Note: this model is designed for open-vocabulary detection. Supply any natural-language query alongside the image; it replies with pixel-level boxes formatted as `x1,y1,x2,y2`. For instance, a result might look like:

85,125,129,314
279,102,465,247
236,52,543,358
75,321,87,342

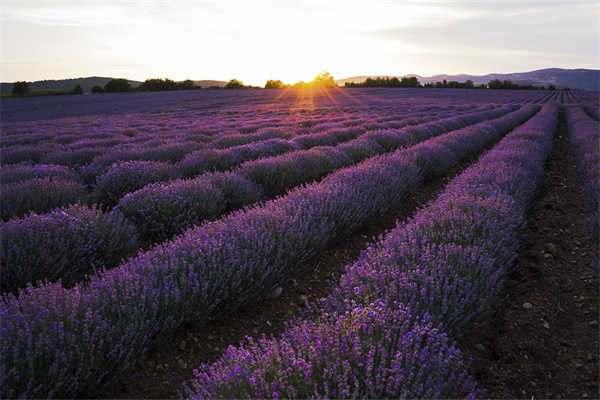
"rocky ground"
114,112,599,399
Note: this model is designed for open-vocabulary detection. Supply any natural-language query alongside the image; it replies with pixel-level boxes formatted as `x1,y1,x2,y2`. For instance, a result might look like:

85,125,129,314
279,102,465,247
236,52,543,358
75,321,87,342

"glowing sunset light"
1,1,598,86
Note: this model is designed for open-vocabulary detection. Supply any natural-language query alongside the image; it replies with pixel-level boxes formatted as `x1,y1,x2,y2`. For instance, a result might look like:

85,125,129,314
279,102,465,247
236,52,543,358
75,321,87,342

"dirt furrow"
458,111,599,399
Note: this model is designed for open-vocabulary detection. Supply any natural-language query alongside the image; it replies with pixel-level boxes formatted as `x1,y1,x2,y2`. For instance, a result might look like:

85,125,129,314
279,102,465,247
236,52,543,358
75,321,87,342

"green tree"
311,71,337,88
72,84,83,94
264,79,285,89
104,78,131,92
12,81,30,97
139,78,178,91
399,76,420,87
177,79,198,90
91,85,104,93
225,79,246,89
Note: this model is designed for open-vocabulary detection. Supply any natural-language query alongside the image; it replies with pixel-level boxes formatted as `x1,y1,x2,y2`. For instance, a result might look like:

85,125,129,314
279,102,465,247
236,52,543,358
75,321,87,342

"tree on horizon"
12,81,30,97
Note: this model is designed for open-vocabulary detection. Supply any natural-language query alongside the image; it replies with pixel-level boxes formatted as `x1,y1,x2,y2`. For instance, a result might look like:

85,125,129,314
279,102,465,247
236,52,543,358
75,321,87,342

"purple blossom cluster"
115,176,228,241
239,146,354,197
92,160,176,208
186,304,478,399
177,138,300,179
0,162,78,185
208,127,293,149
564,105,600,235
1,205,139,293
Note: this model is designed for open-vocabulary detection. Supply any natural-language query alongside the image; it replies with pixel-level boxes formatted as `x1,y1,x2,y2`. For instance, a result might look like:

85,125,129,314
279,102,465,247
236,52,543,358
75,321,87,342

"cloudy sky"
1,1,598,86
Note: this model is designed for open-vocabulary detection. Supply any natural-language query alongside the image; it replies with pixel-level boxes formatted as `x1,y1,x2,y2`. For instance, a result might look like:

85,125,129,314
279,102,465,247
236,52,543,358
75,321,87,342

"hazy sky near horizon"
2,1,598,86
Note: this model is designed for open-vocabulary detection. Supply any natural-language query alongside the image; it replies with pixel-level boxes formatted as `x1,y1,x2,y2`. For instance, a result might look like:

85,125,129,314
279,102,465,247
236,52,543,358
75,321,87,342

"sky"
1,1,598,87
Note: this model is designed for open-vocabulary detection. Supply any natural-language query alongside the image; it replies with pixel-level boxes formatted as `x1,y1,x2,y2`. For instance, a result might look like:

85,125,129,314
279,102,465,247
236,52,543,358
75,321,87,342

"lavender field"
1,88,598,398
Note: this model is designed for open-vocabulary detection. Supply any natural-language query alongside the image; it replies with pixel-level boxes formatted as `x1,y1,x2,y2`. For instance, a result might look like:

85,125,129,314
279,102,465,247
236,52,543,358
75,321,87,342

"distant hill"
337,68,600,90
0,77,228,94
193,80,228,88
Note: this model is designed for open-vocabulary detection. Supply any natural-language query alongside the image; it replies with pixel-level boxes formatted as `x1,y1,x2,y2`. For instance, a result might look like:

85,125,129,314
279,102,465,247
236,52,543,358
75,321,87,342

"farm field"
1,88,598,399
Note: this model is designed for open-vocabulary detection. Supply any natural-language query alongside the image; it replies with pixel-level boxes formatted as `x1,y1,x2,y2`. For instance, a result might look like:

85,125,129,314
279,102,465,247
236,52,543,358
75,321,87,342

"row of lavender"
1,105,519,294
1,91,475,166
564,104,600,236
0,103,539,398
185,102,560,399
1,104,488,221
113,105,516,239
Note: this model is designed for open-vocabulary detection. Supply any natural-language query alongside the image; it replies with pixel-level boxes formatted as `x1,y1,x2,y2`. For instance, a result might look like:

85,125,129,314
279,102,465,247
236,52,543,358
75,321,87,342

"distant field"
1,88,598,399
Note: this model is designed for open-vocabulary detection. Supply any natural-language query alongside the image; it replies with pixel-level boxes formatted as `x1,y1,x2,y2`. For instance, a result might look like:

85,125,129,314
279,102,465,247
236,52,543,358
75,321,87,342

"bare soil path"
458,111,599,399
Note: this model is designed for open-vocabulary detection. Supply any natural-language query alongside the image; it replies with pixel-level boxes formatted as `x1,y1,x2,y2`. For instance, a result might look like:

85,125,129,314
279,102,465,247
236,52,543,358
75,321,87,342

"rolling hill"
336,68,599,90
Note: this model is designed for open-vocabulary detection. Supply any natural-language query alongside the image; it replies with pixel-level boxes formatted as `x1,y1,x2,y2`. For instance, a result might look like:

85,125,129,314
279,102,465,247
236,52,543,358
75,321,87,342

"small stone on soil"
269,287,283,299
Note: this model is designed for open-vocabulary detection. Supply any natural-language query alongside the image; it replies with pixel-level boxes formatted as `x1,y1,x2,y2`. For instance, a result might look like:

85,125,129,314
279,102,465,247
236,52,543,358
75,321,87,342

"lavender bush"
202,171,266,211
337,137,386,163
92,160,175,208
115,177,226,241
0,162,78,185
186,304,479,399
0,144,48,165
565,104,599,235
1,205,138,293
1,178,89,221
239,146,353,197
177,138,300,179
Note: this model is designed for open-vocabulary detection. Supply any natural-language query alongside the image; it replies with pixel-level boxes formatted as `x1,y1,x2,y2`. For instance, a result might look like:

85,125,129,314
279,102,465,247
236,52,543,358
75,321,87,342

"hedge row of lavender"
1,94,474,169
185,102,559,399
4,106,537,298
89,105,510,203
0,105,537,398
0,106,526,299
331,102,559,336
1,178,90,222
1,205,139,294
114,105,520,242
186,303,479,399
0,104,507,221
583,102,599,121
564,104,600,236
0,162,79,184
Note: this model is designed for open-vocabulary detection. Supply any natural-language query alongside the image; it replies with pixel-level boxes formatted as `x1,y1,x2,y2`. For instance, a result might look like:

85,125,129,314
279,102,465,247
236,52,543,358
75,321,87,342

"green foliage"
104,78,131,93
139,78,178,91
72,84,83,94
265,79,285,89
225,79,247,89
91,85,104,93
345,76,420,88
311,71,337,88
487,79,545,90
177,79,198,90
11,81,30,96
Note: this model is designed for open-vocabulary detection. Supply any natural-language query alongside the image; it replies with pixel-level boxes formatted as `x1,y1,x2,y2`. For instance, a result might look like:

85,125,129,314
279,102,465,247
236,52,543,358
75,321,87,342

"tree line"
9,81,84,97
8,73,565,98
